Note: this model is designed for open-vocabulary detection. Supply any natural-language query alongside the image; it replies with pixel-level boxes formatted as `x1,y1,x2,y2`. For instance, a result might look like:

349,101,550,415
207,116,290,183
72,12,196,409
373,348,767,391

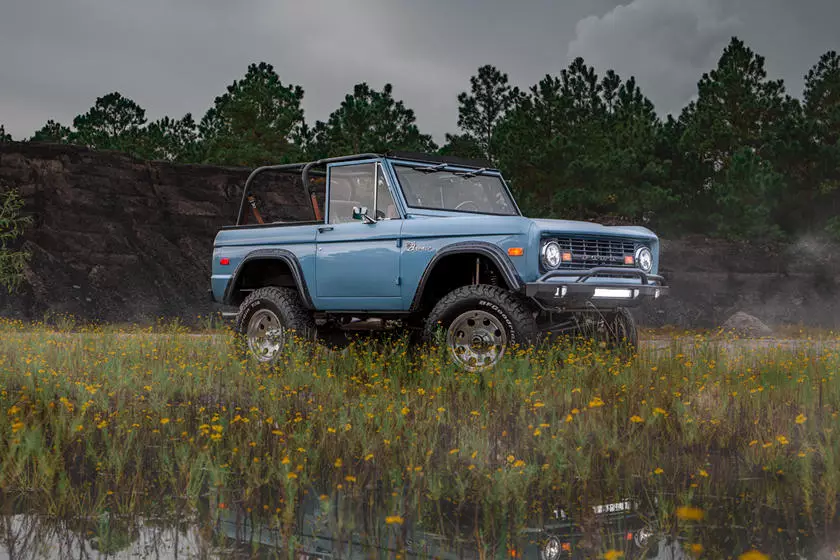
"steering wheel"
455,200,480,211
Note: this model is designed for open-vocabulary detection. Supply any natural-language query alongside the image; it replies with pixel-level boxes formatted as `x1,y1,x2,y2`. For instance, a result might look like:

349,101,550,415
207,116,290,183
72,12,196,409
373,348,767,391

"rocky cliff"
1,141,838,329
0,142,317,324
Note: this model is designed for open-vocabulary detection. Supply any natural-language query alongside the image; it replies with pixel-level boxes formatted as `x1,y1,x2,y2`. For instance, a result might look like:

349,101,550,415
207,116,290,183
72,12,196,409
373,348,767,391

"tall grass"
0,319,839,558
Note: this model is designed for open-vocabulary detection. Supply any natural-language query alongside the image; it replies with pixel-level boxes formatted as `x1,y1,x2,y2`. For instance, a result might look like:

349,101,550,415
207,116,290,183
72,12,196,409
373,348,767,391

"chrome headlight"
541,241,562,269
635,246,653,272
541,537,562,560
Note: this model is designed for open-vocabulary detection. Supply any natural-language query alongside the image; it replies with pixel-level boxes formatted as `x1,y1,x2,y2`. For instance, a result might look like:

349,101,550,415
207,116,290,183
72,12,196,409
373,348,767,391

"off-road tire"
234,287,315,363
423,284,539,370
611,307,639,350
583,307,638,353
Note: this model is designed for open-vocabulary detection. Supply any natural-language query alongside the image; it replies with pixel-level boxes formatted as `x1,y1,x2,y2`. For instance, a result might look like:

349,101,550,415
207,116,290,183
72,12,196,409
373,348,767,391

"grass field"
1,318,839,558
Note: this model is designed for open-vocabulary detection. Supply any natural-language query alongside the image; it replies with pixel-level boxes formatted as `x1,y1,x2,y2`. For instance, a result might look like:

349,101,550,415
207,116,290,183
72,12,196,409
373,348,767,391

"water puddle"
2,487,839,559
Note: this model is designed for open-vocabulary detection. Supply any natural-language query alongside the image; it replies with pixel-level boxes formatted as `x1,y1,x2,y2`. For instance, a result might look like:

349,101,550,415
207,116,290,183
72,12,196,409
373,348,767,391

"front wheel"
423,285,538,371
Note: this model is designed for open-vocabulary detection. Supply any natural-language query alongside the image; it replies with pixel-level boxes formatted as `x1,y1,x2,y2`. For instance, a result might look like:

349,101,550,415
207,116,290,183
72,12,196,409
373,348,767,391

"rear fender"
223,249,314,309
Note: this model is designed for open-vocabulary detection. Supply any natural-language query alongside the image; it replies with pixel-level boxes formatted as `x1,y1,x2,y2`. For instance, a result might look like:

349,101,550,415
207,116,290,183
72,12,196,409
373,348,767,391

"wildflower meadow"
1,317,839,558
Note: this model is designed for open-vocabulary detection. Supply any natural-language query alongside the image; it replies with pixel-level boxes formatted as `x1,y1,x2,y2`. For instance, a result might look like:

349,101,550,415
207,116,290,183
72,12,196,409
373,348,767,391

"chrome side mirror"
352,206,375,224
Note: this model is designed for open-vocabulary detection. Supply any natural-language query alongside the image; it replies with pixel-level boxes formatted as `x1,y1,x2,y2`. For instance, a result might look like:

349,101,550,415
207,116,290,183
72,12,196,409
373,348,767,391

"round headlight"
541,241,562,269
541,537,562,560
635,246,653,272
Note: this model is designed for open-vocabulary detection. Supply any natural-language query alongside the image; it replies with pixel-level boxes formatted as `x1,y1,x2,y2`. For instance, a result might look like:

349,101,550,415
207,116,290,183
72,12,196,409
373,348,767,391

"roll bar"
234,153,381,226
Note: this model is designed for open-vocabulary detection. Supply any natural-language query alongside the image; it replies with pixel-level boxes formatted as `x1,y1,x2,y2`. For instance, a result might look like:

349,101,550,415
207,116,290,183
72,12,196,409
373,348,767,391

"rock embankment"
1,141,839,329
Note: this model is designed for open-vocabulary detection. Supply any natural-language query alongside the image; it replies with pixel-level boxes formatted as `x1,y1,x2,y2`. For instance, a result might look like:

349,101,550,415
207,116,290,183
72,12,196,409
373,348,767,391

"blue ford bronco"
209,151,667,370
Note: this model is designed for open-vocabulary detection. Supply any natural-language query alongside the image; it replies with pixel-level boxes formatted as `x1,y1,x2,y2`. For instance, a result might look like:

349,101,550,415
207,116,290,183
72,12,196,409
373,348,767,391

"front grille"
546,236,637,270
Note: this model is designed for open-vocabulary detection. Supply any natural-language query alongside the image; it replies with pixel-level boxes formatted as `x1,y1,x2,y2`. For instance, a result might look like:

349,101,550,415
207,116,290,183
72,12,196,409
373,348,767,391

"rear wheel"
423,285,538,371
234,287,315,363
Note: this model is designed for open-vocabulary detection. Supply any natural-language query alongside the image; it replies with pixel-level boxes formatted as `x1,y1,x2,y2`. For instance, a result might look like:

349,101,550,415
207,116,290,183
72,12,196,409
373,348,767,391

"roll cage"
232,151,521,227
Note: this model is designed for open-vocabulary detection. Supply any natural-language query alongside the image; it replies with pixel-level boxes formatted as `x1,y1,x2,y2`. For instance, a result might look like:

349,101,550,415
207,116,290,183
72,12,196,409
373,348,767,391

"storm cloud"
0,0,837,143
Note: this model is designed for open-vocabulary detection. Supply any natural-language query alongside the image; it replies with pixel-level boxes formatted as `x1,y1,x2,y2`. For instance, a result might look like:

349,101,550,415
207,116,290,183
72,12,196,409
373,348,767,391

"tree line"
1,37,839,241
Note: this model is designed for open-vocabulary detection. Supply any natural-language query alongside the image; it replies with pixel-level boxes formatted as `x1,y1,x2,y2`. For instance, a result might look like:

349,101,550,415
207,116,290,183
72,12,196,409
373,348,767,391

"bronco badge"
405,241,433,252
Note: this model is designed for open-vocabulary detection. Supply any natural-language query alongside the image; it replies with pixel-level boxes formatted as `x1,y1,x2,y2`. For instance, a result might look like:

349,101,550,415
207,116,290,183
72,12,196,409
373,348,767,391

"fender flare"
223,249,314,309
409,241,524,312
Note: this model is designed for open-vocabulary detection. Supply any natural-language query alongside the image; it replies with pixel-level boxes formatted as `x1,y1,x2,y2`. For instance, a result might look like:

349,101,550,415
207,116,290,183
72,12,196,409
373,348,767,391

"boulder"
721,312,773,337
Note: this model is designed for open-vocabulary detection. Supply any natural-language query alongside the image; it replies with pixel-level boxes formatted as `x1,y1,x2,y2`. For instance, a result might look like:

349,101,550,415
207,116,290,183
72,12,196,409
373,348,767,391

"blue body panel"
210,156,664,312
315,219,403,310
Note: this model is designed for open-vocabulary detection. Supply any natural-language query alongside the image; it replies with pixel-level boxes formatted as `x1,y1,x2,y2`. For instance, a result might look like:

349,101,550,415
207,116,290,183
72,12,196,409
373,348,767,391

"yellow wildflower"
676,506,704,521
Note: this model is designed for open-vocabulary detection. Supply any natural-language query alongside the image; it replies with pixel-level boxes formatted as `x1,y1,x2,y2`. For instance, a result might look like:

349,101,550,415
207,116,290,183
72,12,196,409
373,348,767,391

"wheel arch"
223,249,314,309
409,241,524,313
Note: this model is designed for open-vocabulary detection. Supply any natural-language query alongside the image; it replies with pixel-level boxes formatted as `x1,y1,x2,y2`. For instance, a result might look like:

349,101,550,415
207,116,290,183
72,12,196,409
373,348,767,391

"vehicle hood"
528,218,658,241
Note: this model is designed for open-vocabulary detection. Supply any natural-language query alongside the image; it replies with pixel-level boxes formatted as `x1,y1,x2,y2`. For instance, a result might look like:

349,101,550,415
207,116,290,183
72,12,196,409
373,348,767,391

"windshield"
392,164,519,216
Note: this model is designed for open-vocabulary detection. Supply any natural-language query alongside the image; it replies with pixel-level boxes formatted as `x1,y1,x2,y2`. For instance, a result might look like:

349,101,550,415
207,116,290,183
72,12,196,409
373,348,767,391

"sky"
1,0,838,145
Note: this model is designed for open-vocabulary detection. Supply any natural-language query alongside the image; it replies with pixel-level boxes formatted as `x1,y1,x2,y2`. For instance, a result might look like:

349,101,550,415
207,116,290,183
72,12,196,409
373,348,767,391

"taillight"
220,258,230,266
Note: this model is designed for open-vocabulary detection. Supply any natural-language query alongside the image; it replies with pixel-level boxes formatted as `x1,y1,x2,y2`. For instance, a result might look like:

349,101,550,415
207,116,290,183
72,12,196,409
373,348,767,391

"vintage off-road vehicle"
209,152,668,370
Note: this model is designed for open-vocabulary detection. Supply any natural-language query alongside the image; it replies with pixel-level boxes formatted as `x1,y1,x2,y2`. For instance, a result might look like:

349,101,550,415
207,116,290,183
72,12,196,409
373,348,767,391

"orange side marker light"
507,247,524,257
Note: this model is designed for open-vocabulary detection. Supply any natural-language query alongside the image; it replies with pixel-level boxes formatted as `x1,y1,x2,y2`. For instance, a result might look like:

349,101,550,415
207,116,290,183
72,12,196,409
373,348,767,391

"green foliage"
450,65,522,161
675,38,794,238
16,38,840,241
134,114,200,162
0,124,11,142
306,83,437,158
198,62,305,167
71,92,148,153
0,188,32,293
801,51,840,228
31,120,72,143
496,61,674,225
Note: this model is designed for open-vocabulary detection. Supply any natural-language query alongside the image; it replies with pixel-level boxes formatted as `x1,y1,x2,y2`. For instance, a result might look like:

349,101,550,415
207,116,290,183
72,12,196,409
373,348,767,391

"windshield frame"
387,160,522,217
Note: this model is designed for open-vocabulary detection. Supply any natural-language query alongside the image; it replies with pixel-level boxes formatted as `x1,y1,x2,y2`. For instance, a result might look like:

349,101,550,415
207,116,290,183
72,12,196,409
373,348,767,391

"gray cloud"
0,0,837,143
568,0,740,116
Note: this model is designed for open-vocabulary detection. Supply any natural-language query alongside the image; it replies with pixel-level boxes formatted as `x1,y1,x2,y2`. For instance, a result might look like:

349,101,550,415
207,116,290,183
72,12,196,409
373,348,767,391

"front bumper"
523,267,668,311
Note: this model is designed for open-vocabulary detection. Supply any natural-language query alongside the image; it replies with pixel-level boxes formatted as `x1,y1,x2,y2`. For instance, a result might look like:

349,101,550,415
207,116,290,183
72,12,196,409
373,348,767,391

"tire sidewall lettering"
476,299,517,343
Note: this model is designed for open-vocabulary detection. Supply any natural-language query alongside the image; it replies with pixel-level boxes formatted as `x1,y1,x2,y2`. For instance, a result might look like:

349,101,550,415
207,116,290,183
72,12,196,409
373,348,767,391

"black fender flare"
409,241,524,312
223,249,314,309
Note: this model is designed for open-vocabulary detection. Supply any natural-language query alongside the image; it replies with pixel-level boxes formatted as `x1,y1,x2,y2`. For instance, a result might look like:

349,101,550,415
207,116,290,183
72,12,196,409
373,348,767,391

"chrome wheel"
246,309,286,362
446,309,508,371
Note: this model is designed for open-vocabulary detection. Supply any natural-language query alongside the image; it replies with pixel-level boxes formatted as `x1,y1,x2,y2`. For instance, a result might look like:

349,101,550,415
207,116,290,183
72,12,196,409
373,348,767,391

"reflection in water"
2,484,839,559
